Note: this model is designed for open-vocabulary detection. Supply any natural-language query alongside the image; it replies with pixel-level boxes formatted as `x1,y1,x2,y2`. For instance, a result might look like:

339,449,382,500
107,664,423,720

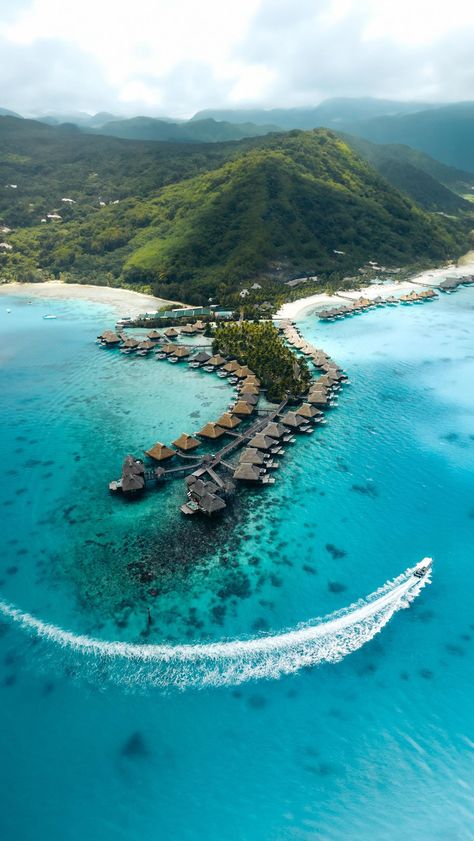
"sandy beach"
0,281,179,317
276,252,474,320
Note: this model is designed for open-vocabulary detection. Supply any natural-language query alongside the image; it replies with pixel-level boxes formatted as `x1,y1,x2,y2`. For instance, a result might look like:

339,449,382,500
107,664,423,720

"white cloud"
0,0,473,115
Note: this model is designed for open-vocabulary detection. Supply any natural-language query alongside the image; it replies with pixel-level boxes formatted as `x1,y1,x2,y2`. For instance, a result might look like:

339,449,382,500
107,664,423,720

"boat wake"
0,559,432,689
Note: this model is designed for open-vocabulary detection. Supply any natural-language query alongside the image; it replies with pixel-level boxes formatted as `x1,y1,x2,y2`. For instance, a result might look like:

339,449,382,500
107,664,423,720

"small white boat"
43,314,57,320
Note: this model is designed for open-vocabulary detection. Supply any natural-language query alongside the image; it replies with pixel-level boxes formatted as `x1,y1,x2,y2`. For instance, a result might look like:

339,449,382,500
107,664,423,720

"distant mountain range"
3,97,474,171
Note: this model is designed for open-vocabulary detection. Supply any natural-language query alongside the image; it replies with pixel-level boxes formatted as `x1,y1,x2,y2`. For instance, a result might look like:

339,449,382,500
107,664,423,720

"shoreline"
275,252,474,320
0,280,179,318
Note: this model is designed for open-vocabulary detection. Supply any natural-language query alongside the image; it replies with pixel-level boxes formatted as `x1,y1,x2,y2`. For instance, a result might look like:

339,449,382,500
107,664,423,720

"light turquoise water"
0,289,473,840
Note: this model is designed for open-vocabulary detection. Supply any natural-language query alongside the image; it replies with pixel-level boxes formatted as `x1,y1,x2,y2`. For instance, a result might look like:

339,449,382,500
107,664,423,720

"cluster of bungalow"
318,289,437,321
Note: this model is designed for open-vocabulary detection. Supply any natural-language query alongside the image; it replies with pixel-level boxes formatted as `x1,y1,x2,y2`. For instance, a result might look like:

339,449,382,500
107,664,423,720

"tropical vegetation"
213,321,311,402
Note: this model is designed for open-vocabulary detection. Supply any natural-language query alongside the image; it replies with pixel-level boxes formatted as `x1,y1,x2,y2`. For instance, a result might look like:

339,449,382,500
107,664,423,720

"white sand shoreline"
0,281,179,317
276,252,474,320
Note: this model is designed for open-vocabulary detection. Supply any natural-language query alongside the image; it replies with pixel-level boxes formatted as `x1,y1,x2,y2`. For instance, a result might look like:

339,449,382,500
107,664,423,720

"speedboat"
43,314,57,320
413,558,432,579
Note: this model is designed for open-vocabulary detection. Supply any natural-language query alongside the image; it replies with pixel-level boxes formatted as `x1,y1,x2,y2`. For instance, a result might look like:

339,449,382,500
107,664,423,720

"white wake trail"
0,559,432,688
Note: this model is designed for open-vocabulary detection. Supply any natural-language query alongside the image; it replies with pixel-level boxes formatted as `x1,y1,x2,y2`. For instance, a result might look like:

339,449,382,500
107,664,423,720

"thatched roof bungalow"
164,327,179,338
198,422,226,439
121,337,140,349
121,455,145,494
190,351,211,364
147,330,162,341
261,422,286,440
234,365,255,379
99,330,121,345
296,403,322,419
280,411,305,429
208,354,226,367
222,360,239,373
232,400,254,416
171,345,190,359
233,463,263,483
248,433,275,451
216,412,241,429
145,442,176,461
180,324,197,335
172,433,200,451
199,493,226,514
239,447,265,465
239,384,259,396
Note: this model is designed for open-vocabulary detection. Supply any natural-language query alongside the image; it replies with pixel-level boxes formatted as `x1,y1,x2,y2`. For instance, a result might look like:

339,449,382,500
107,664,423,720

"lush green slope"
341,134,474,212
0,123,471,303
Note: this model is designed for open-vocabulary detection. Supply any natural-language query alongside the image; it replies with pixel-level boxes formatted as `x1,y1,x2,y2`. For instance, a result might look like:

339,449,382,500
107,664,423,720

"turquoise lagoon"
0,289,473,839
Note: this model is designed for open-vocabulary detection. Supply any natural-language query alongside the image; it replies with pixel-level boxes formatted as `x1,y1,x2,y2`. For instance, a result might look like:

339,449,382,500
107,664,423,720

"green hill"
0,123,471,303
341,135,474,212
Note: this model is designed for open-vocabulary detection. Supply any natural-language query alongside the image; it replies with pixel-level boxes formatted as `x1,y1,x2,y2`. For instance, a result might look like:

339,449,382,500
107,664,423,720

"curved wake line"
0,559,432,688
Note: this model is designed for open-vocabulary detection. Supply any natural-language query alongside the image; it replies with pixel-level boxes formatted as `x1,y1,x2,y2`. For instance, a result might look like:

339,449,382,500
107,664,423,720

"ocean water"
0,289,473,840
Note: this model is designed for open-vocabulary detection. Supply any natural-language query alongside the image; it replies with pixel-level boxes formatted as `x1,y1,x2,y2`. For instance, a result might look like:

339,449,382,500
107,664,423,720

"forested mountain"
341,135,474,212
89,116,280,143
1,120,470,304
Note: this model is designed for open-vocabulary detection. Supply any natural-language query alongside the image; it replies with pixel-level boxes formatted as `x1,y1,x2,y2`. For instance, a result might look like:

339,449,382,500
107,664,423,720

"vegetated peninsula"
0,117,472,305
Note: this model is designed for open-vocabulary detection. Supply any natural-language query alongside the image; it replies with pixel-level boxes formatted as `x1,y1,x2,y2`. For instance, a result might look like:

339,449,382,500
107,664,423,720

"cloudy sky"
1,0,474,117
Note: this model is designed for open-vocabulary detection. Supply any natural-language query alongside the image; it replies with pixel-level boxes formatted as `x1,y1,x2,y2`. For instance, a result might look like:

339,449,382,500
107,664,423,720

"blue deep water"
0,289,473,840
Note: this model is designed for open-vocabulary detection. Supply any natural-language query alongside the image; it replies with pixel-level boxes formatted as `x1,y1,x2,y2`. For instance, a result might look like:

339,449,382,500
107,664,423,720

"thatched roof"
172,433,200,451
180,324,197,334
307,392,329,406
235,365,255,378
190,351,211,364
239,447,265,465
248,433,274,450
171,345,190,358
280,411,305,428
121,454,145,492
208,354,226,367
121,337,140,348
147,330,162,340
239,384,259,396
234,463,262,482
145,442,176,461
164,327,179,337
161,343,177,355
222,360,239,373
241,376,261,387
138,340,155,350
216,412,241,429
296,403,320,418
261,421,286,439
238,392,258,405
100,330,121,344
189,478,220,498
198,422,226,439
233,400,254,415
194,321,206,330
122,455,145,475
199,493,226,513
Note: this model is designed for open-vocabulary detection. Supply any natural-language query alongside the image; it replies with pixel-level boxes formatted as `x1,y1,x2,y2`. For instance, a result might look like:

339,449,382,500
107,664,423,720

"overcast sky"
1,0,474,117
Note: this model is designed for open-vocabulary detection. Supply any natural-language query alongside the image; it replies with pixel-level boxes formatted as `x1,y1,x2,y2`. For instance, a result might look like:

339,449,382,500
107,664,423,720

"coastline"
276,252,474,320
0,280,179,318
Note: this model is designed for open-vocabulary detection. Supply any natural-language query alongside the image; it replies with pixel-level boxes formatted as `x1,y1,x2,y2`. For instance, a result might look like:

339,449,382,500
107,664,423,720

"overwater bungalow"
232,400,254,416
198,422,226,439
233,463,264,483
145,442,176,461
159,343,177,356
235,393,258,406
121,337,140,350
307,392,330,408
296,403,322,420
386,295,398,305
180,324,197,335
280,411,306,430
170,345,190,360
216,412,241,429
239,447,266,465
137,339,155,351
261,421,287,440
147,329,162,341
189,351,211,367
222,360,239,373
207,354,226,368
248,433,278,451
241,376,261,387
172,433,200,452
235,366,255,379
199,493,227,514
121,454,145,494
194,320,206,331
98,330,121,345
239,383,260,396
164,327,179,338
